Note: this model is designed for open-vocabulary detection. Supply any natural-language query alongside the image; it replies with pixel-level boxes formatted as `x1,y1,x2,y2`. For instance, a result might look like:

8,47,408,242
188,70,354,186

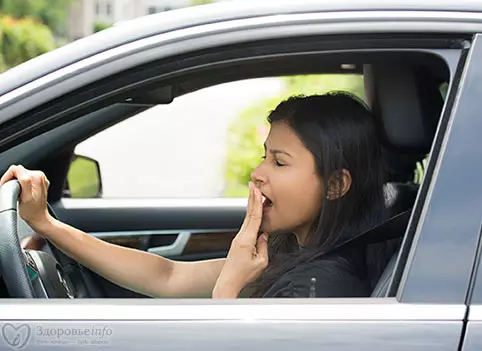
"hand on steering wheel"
0,166,85,298
0,165,52,233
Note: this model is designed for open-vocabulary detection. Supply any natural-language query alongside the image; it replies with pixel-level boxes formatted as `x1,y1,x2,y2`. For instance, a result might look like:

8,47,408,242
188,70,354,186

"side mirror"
64,154,103,198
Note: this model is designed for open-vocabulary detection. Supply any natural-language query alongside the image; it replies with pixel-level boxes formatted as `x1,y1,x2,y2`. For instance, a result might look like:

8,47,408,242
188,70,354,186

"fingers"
256,233,269,269
238,182,254,234
0,165,49,198
238,182,253,231
16,165,32,187
35,171,50,194
0,165,19,185
1,164,30,188
238,181,263,243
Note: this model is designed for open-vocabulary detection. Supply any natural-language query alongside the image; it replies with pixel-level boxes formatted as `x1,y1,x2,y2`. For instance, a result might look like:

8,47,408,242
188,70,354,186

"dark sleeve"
263,256,370,298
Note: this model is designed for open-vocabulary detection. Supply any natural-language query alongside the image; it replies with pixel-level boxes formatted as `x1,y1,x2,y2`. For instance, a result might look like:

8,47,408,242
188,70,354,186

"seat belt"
335,209,412,250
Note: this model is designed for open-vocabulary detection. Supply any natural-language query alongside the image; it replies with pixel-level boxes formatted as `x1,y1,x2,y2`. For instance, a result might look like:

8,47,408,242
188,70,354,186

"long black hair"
250,92,387,297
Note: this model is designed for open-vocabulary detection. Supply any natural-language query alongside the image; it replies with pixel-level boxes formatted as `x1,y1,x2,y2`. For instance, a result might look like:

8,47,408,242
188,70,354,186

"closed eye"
261,155,285,167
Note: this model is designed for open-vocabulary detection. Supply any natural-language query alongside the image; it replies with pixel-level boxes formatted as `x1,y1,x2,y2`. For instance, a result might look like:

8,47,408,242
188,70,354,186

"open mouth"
262,194,273,211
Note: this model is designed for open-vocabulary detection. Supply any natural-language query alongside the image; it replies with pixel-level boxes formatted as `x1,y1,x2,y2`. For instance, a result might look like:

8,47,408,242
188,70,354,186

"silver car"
1,1,482,350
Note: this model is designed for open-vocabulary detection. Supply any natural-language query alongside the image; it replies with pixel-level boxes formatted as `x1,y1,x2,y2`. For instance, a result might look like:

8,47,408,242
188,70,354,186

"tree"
190,0,214,6
94,22,111,33
0,0,72,34
0,16,55,72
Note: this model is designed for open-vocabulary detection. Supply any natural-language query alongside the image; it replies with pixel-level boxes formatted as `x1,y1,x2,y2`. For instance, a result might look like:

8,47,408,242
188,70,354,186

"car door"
0,6,481,351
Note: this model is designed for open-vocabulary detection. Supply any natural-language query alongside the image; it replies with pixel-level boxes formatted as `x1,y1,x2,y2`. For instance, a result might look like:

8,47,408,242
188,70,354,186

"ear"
326,169,352,200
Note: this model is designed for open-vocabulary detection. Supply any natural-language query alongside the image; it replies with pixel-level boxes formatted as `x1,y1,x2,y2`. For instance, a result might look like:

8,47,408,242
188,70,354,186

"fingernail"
248,181,253,189
262,233,268,240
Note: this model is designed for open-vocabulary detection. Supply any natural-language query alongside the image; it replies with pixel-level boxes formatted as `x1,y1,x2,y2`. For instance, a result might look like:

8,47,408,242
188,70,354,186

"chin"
260,221,284,235
260,221,274,234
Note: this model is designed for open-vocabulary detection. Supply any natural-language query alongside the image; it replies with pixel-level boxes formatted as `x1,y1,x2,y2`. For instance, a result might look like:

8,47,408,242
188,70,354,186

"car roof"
0,0,481,97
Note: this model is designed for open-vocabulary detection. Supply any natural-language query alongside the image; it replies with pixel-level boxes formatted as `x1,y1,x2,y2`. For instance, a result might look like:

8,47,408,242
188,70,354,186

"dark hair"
250,92,387,297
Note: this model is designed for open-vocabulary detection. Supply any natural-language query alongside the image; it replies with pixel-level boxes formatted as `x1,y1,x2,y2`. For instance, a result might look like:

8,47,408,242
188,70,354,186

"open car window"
67,74,365,199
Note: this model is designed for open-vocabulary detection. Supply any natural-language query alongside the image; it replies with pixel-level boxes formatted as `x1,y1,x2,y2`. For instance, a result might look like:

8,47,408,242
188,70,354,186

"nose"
251,162,267,187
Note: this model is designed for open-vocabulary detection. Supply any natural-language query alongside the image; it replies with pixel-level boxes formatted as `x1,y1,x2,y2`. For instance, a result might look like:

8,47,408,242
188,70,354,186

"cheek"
294,175,324,216
275,171,323,222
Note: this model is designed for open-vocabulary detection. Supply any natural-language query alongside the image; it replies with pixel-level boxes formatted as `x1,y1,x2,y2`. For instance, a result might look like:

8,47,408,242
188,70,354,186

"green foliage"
67,156,101,198
0,30,5,72
0,0,72,33
94,22,111,33
190,0,214,5
224,74,365,197
414,156,429,185
0,16,55,71
224,97,278,197
283,74,365,100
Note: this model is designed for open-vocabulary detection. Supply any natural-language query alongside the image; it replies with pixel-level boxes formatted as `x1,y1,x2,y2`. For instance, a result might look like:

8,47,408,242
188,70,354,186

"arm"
37,217,225,298
1,165,225,298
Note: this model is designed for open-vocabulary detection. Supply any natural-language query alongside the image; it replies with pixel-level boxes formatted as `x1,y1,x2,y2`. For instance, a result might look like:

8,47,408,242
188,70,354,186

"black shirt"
262,245,371,298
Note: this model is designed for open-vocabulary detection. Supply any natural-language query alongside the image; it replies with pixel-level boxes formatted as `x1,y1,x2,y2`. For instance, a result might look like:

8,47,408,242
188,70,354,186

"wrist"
26,212,57,237
212,281,240,299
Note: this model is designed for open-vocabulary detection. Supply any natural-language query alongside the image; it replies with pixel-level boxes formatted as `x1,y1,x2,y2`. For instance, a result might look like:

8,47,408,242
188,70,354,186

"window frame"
389,36,482,304
455,33,482,307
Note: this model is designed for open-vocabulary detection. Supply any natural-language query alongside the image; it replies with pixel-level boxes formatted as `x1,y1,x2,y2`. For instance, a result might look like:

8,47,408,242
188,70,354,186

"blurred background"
0,0,364,198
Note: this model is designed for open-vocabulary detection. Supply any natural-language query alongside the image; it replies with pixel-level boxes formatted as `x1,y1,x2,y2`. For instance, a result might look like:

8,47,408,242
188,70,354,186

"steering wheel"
0,181,36,297
0,180,81,298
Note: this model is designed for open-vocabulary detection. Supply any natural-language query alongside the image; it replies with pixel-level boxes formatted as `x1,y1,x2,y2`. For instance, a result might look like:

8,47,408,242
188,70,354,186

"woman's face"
251,120,324,243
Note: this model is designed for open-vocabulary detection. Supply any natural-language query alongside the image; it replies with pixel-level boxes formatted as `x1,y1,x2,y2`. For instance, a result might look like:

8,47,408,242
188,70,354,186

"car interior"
0,38,452,299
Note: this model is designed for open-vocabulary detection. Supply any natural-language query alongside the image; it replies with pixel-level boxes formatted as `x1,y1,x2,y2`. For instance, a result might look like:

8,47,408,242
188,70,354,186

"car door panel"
93,230,237,261
50,198,246,232
0,301,466,350
49,198,244,297
461,305,482,351
50,199,243,261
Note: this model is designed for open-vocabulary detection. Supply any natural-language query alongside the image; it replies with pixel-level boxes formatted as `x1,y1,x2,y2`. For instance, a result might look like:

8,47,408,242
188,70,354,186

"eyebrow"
264,143,293,157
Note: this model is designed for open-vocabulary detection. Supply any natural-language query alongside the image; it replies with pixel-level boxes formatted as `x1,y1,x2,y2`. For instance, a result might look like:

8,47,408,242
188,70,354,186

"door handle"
147,231,191,257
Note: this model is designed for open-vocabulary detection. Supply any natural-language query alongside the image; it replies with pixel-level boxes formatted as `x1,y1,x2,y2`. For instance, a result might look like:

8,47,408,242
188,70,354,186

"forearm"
33,216,175,297
32,216,226,298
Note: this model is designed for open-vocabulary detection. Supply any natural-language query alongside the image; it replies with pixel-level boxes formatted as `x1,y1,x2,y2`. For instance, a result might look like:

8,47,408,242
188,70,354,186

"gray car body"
1,1,482,350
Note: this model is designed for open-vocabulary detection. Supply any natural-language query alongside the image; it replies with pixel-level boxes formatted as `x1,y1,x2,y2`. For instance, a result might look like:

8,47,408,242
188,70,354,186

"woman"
0,92,387,298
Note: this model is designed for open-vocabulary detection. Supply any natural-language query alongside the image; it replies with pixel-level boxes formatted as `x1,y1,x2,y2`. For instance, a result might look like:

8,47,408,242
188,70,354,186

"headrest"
364,64,444,154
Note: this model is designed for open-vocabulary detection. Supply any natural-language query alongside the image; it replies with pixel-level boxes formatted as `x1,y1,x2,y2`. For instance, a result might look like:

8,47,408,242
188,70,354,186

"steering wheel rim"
0,180,36,298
